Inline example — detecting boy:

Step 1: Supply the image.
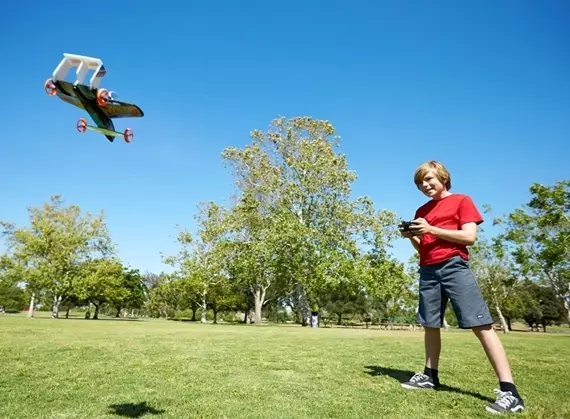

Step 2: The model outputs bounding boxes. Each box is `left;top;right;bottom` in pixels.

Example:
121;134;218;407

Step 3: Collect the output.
399;160;525;415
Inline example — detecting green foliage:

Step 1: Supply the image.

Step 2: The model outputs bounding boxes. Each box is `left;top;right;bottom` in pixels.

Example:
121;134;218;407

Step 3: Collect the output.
146;275;193;318
116;267;148;313
71;260;147;319
220;116;403;324
494;180;570;325
0;282;27;310
163;201;232;323
444;308;459;327
1;118;566;328
0;195;115;318
521;280;567;331
469;229;525;331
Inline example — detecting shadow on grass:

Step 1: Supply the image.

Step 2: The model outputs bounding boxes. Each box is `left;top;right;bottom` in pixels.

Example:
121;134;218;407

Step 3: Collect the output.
108;402;165;418
364;365;494;403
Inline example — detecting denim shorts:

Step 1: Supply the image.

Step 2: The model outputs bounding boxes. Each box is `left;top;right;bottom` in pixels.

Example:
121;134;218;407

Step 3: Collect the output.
417;255;494;329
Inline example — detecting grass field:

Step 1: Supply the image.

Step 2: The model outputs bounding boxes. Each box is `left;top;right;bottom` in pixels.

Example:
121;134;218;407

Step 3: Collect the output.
1;314;569;419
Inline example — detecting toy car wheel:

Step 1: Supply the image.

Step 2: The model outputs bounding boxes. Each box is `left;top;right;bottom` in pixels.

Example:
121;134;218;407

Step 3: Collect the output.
45;78;57;96
76;118;87;133
123;128;133;143
97;89;110;106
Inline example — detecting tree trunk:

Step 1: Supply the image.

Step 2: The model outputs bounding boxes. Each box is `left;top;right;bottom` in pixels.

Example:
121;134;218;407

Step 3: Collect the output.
65;308;71;319
493;297;509;333
27;293;35;318
562;298;570;327
213;309;218;324
115;307;122;318
52;295;62;319
296;284;311;327
253;286;265;325
93;304;100;320
337;313;342;325
310;311;319;328
244;306;251;324
506;317;512;331
201;297;207;324
294;209;311;325
191;308;197;321
547;272;569;327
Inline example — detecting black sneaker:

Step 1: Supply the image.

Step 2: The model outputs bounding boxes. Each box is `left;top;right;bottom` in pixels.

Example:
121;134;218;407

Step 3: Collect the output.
485;389;525;414
400;372;438;390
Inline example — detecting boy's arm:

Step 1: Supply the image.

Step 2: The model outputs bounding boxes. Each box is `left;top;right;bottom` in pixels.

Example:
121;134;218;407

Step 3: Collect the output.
423;195;483;246
426;221;478;246
408;197;482;247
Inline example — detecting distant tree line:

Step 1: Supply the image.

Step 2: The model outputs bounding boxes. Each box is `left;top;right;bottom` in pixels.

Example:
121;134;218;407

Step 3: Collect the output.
1;117;568;332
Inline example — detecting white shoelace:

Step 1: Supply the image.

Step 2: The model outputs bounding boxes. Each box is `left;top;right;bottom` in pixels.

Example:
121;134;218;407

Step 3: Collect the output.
409;372;429;382
493;389;517;409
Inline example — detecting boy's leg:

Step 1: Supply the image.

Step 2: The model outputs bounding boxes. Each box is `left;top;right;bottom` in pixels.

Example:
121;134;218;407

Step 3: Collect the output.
401;265;445;390
443;256;525;414
472;324;513;383
424;326;441;370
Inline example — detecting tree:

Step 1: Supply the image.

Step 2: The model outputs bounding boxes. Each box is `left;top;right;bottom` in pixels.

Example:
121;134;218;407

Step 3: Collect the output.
469;233;523;333
146;275;186;318
0;281;27;311
318;280;367;325
109;267;147;317
521;280;566;331
164;202;229;323
141;271;169;291
223;191;293;325
75;258;126;320
0;195;114;318
495;181;570;326
208;275;245;323
221;116;398;325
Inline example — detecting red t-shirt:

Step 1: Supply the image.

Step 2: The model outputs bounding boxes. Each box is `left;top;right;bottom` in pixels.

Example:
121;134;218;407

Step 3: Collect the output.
414;193;483;266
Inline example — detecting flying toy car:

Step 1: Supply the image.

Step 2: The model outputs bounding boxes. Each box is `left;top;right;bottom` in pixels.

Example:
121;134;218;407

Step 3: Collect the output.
44;53;144;143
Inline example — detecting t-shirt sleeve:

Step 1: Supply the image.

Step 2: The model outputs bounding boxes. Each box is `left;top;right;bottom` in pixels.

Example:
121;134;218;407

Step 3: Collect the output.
458;196;484;225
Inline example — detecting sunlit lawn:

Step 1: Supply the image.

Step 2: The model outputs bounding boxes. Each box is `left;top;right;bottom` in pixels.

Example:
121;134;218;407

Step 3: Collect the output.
1;313;569;419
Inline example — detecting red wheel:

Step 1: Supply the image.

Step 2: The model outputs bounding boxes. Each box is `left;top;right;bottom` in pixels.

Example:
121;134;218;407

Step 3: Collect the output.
97;88;110;106
123;128;133;143
44;78;57;96
76;118;87;133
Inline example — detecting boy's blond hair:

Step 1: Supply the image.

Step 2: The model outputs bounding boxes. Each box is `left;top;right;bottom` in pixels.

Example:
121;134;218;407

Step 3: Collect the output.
414;160;452;191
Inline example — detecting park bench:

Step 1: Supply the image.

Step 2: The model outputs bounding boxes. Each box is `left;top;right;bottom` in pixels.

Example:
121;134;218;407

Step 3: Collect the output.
318;315;422;331
376;317;422;331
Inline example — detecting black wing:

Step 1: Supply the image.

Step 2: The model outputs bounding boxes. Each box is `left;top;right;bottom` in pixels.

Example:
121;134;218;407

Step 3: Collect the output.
102;101;144;119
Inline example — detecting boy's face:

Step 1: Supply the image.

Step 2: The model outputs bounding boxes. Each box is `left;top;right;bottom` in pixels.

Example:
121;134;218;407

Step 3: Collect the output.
418;169;447;199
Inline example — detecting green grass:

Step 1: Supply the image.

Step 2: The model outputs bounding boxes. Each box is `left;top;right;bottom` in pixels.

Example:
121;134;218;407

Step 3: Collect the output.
1;314;569;419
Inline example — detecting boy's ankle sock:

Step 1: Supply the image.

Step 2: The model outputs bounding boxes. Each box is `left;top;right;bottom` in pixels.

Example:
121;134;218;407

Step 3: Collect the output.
499;381;522;399
423;366;439;384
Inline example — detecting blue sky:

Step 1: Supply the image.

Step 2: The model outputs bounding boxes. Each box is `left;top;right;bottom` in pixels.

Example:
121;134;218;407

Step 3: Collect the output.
1;1;568;274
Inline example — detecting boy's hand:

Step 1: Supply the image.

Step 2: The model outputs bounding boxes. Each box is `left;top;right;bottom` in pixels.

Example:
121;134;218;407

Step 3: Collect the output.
399;229;414;238
410;218;432;235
